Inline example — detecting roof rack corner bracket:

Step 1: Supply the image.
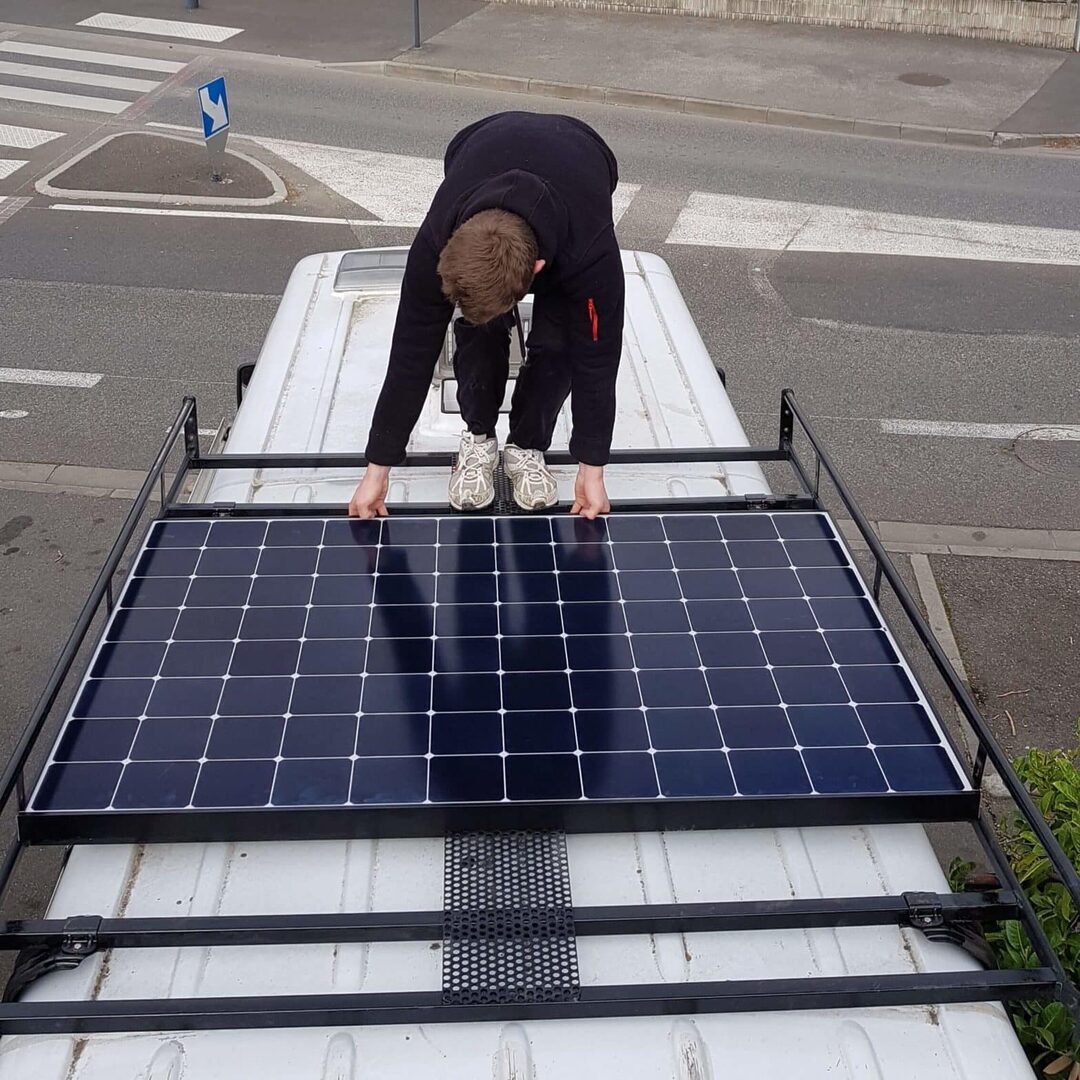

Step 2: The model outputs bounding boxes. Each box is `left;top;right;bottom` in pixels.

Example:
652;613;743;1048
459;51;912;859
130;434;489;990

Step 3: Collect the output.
903;893;997;970
2;916;102;1003
903;892;944;931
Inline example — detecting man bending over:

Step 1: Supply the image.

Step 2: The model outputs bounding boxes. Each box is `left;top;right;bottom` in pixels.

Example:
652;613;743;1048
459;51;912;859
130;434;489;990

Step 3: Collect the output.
349;111;624;521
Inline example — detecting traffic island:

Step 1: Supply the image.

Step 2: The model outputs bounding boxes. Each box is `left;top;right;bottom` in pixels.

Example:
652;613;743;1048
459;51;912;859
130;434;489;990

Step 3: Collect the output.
36;132;287;207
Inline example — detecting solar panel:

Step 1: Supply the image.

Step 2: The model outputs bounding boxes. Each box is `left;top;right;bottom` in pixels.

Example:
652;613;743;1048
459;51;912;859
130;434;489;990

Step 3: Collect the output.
21;511;975;843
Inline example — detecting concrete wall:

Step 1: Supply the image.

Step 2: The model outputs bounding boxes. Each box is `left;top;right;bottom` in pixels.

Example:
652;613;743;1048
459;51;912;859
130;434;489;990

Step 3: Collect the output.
493;0;1078;49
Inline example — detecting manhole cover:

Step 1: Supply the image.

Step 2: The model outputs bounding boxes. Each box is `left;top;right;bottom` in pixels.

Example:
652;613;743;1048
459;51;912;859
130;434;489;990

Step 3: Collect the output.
1010;428;1080;479
898;72;951;87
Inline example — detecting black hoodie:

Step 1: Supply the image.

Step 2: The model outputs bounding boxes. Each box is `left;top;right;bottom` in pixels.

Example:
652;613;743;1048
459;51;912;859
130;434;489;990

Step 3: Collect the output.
364;112;624;467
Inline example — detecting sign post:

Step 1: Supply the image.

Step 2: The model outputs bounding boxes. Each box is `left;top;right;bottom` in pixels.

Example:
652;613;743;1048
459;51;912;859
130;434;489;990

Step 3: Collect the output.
196;77;229;182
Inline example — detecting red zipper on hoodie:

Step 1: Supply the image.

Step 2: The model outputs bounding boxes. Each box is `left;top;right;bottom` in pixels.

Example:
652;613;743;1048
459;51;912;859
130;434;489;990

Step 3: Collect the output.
587;298;599;342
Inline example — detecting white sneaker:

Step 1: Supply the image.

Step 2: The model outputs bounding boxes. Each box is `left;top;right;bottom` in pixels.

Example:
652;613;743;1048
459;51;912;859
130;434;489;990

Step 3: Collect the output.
448;431;497;511
503;444;558;511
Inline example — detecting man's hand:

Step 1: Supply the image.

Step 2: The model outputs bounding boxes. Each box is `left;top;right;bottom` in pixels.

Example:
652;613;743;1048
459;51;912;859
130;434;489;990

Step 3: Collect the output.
349;464;391;518
571;464;610;520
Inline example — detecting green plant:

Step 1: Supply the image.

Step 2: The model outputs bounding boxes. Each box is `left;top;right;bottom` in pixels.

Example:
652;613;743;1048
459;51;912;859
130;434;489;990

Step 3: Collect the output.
982;734;1080;1079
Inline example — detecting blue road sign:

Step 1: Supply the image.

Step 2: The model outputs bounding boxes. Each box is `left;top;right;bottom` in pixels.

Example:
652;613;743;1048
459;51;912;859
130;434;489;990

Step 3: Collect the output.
197;77;229;140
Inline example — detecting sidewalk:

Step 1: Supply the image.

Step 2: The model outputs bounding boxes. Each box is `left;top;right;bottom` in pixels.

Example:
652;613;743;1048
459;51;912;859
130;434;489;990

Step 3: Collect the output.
385;4;1080;143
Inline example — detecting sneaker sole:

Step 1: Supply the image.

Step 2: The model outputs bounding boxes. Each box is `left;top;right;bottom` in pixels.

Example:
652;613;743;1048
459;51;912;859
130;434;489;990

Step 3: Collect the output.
449;488;495;512
511;490;557;511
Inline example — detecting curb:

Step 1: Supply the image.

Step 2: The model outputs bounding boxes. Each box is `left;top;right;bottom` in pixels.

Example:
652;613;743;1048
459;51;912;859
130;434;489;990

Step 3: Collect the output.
371;60;1079;150
35;131;288;208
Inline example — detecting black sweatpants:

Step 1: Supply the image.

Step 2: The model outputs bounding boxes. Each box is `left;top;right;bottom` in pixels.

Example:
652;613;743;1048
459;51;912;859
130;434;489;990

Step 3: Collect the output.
452;298;571;452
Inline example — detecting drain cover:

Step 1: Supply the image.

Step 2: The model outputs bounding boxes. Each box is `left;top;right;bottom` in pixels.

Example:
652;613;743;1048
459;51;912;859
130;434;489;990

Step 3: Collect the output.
1011;430;1080;480
898;73;952;87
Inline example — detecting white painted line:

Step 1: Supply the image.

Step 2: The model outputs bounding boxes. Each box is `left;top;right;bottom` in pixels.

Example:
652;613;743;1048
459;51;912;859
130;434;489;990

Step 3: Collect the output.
248;134;442;225
0;40;186;73
0;411;28;420
78;12;243;42
0;60;159;94
667;191;1080;266
0;83;128;113
0;196;31;226
146;121;200;132
0;367;103;388
52;204;402;226
0;159;27;179
0;123;63;149
882;419;1080;440
611;183;639;227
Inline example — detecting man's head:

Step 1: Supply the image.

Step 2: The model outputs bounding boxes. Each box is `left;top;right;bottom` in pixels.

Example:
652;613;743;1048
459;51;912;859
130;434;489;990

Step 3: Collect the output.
438;209;542;325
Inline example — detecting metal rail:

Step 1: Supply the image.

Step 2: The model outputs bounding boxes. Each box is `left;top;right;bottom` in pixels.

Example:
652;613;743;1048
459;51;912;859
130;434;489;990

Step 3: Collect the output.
0;390;1075;1036
0;892;1020;951
0;399;195;820
0;969;1058;1036
779;389;1080;910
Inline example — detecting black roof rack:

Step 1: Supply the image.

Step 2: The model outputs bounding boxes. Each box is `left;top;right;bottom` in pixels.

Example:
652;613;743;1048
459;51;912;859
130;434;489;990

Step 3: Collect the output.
0;390;1075;1035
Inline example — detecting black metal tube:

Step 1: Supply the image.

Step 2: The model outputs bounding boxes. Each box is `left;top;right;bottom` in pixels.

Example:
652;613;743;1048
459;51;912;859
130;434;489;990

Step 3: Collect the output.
0;892;1019;952
412;0;421;48
0;399;196;812
975;816;1059;972
188;446;789;470
165;494;815;520
0;838;20;905
780;389;1080;908
0;968;1056;1035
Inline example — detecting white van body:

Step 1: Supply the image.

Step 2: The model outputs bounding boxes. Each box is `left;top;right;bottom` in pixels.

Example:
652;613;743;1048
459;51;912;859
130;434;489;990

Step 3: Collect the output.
0;249;1034;1079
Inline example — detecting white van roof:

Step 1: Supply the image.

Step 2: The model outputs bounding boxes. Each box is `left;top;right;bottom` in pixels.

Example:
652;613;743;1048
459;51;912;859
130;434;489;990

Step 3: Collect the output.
0;249;1033;1079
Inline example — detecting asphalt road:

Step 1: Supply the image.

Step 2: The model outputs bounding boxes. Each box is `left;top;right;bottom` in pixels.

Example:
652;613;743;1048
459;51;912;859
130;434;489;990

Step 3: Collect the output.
0;23;1077;918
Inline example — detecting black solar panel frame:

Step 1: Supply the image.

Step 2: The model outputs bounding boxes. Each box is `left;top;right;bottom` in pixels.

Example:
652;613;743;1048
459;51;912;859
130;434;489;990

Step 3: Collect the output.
19;508;978;845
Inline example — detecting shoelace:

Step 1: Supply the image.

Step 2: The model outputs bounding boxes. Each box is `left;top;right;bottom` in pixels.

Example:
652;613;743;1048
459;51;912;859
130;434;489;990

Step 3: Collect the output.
457;440;490;481
514;448;546;475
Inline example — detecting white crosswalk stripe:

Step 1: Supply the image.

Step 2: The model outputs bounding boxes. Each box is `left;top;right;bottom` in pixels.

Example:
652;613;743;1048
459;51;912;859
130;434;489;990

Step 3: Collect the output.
0;60;160;94
0;367;103;388
0;41;185;73
78;12;243;42
0;39;186;116
0;123;63;149
0;83;129;113
667;191;1080;266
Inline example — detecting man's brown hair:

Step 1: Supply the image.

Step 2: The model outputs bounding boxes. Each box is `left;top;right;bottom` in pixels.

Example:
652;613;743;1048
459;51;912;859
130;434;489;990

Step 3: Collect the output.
437;209;538;326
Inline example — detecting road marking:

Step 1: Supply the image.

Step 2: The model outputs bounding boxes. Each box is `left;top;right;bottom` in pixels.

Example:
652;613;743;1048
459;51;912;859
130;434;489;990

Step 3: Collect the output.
0;123;63;149
0;367;103;388
0;83;128;113
667;191;1080;266
882;419;1080;440
0;411;28;420
0;59;159;94
0;41;186;73
0;159;27;179
611;184;640;227
248;134;443;225
247;133;641;227
78;12;244;42
51;204;396;226
0;196;31;226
